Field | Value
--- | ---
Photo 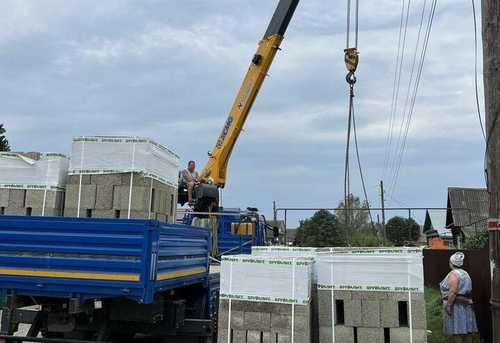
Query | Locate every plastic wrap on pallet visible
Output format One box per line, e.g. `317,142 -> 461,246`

69,136 -> 180,187
252,246 -> 318,257
220,255 -> 313,305
0,152 -> 69,190
316,247 -> 424,293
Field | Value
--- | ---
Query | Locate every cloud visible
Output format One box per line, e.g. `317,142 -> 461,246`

0,0 -> 486,225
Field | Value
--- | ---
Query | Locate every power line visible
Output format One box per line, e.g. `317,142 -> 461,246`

383,0 -> 411,181
472,0 -> 486,141
390,0 -> 438,195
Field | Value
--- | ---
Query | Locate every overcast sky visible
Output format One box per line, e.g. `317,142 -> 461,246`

0,0 -> 485,225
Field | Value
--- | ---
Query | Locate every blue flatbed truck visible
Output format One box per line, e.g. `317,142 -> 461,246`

0,216 -> 220,342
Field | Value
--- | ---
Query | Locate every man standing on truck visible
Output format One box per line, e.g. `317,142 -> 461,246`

180,160 -> 199,205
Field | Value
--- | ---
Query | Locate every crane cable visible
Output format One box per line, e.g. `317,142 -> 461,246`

343,0 -> 375,233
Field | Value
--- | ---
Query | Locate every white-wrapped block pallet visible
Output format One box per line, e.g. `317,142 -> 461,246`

0,152 -> 69,216
219,255 -> 314,343
65,136 -> 180,223
316,247 -> 427,343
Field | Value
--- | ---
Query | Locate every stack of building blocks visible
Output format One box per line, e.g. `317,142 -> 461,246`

0,152 -> 69,217
317,290 -> 426,343
65,136 -> 179,223
64,173 -> 177,222
218,255 -> 314,343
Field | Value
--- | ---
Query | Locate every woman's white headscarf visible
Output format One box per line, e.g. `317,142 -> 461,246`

450,252 -> 465,267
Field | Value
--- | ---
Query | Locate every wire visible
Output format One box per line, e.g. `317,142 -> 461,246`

352,99 -> 375,229
390,0 -> 438,195
383,0 -> 410,181
472,0 -> 486,141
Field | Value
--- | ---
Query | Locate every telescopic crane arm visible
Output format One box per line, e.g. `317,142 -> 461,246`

199,0 -> 300,188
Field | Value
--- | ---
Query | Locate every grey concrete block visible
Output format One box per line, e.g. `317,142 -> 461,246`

411,299 -> 427,330
25,190 -> 59,208
91,174 -> 122,185
155,213 -> 168,222
336,325 -> 355,343
247,330 -> 261,343
64,184 -> 96,209
230,311 -> 245,330
92,210 -> 117,219
262,332 -> 272,343
232,330 -> 247,343
390,328 -> 427,343
121,173 -> 151,187
319,326 -> 333,343
120,210 -> 148,220
352,291 -> 388,301
113,186 -> 150,211
0,190 -> 9,207
277,334 -> 291,343
361,300 -> 381,327
271,313 -> 292,332
217,328 -> 229,343
344,299 -> 362,327
95,185 -> 114,210
63,208 -> 78,218
4,207 -> 27,216
67,175 -> 91,185
380,299 -> 400,328
389,292 -> 424,302
357,327 -> 384,343
244,312 -> 271,331
8,190 -> 25,208
294,309 -> 311,334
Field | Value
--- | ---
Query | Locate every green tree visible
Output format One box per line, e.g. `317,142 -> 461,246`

386,216 -> 421,246
0,124 -> 10,151
294,210 -> 345,247
423,210 -> 433,234
463,230 -> 489,250
335,194 -> 372,234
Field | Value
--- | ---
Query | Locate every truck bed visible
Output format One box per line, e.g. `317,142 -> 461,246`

0,216 -> 210,304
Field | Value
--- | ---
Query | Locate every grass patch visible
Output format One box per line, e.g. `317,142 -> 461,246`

426,287 -> 482,343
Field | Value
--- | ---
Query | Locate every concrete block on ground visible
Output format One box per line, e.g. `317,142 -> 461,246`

352,291 -> 389,301
230,311 -> 245,330
361,300 -> 381,327
357,327 -> 384,343
271,313 -> 292,334
0,190 -> 9,207
8,190 -> 25,208
95,185 -> 114,210
217,328 -> 229,343
390,328 -> 427,343
411,299 -> 427,330
380,298 -> 400,328
344,299 -> 362,327
232,329 -> 247,343
244,312 -> 271,331
247,330 -> 261,343
318,325 -> 355,343
277,334 -> 291,343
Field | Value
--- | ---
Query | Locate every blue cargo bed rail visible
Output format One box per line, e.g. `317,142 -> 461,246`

0,216 -> 210,305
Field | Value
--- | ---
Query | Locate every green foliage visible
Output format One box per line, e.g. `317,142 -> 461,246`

386,216 -> 420,246
425,287 -> 482,343
423,210 -> 434,234
294,210 -> 345,247
0,124 -> 10,152
464,230 -> 489,250
335,194 -> 371,234
350,233 -> 386,247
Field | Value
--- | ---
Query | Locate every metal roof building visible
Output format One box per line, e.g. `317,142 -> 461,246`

446,187 -> 488,237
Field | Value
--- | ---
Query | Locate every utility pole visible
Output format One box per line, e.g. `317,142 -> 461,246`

483,0 -> 500,340
380,181 -> 387,243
